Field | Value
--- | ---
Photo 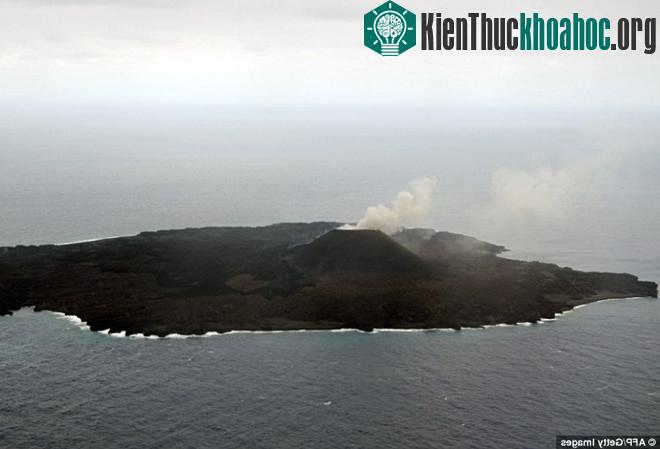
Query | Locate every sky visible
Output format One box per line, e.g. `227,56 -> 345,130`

0,0 -> 659,279
0,0 -> 659,108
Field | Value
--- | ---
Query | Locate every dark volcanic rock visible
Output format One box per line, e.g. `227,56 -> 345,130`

0,222 -> 656,335
291,229 -> 429,274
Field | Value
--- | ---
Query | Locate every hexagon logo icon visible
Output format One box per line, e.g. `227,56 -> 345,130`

364,1 -> 416,56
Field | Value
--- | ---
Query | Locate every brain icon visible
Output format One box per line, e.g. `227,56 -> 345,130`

377,13 -> 404,39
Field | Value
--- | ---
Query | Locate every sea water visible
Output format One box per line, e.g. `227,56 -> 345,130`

0,298 -> 658,449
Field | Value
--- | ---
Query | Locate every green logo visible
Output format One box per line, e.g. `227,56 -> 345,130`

364,1 -> 416,57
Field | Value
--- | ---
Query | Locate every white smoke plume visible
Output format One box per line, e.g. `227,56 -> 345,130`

343,177 -> 437,235
476,151 -> 623,225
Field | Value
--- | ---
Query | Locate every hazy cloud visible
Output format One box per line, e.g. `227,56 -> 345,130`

0,0 -> 658,107
475,152 -> 624,226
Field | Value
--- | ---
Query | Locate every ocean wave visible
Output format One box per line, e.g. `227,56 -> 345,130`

128,333 -> 159,340
54,234 -> 135,246
483,323 -> 514,328
164,333 -> 189,339
51,311 -> 91,331
8,296 -> 647,340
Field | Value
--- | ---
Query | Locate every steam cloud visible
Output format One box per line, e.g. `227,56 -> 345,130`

344,177 -> 437,235
477,151 -> 622,224
342,153 -> 619,236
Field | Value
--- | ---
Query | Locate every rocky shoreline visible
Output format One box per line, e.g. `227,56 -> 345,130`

10,295 -> 647,340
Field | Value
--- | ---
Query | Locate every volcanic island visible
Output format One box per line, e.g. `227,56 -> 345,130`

0,222 -> 656,336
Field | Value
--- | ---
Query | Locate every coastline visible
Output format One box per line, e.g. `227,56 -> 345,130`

8,295 -> 652,340
53,234 -> 136,246
546,291 -> 650,307
2,224 -> 655,335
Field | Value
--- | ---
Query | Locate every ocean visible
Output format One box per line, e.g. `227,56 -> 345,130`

1,298 -> 658,449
